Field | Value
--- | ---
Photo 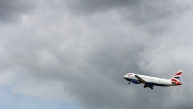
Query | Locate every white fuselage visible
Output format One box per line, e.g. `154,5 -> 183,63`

124,73 -> 177,86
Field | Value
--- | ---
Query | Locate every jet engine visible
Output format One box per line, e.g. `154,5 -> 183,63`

131,79 -> 140,84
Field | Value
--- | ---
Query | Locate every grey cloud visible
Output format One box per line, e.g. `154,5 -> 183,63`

65,0 -> 190,35
0,1 -> 193,109
0,11 -> 164,109
65,0 -> 140,14
121,1 -> 191,35
0,0 -> 34,22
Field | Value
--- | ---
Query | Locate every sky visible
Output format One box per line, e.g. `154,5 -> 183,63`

0,0 -> 193,109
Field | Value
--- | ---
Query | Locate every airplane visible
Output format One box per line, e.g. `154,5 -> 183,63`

123,70 -> 183,89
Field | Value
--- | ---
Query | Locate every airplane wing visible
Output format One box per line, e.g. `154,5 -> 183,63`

135,75 -> 146,83
135,75 -> 154,89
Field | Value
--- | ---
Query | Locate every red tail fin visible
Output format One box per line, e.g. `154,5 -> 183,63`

171,70 -> 183,85
174,70 -> 183,76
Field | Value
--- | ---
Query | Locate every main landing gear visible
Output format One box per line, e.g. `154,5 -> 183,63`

143,84 -> 153,90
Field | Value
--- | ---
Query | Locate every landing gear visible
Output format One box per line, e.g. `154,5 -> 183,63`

150,85 -> 154,90
128,81 -> 130,84
143,84 -> 153,89
143,85 -> 147,88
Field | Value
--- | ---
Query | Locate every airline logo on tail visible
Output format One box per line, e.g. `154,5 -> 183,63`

171,70 -> 183,85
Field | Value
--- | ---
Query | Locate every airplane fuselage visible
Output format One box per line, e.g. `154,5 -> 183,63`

124,73 -> 179,87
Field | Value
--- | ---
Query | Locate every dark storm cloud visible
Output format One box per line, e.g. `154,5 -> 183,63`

0,0 -> 34,22
65,0 -> 140,14
65,0 -> 190,35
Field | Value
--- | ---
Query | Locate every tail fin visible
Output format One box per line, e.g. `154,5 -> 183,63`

171,70 -> 183,80
171,70 -> 183,85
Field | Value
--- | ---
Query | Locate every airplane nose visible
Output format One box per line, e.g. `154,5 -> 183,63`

123,75 -> 127,78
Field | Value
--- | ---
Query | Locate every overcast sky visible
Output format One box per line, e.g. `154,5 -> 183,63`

0,0 -> 193,109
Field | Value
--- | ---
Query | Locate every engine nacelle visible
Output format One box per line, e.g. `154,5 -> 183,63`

131,79 -> 140,84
